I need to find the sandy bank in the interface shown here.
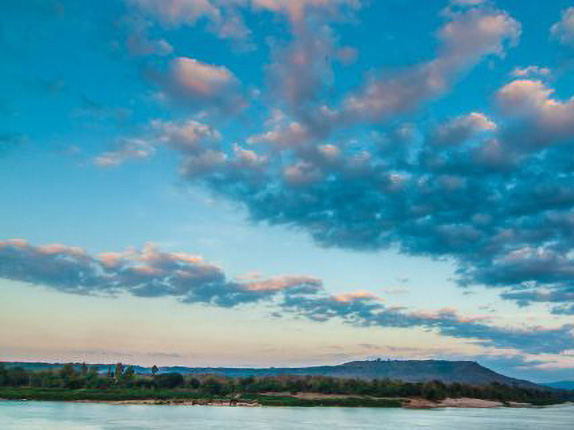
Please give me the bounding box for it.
[405,397,532,409]
[2,396,538,409]
[71,399,259,407]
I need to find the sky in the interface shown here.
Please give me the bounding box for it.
[1,0,574,383]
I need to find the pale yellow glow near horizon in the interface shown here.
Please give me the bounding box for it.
[0,280,488,367]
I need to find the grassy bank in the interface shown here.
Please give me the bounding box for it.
[243,394,402,407]
[0,388,402,407]
[0,388,207,402]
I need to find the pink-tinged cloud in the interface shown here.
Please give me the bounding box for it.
[93,119,222,167]
[333,290,380,303]
[342,7,520,123]
[252,0,360,25]
[163,57,245,113]
[93,138,155,167]
[153,119,221,152]
[496,79,574,147]
[283,161,323,186]
[129,0,250,40]
[243,275,322,292]
[125,17,173,57]
[512,65,551,79]
[172,57,236,97]
[430,112,496,146]
[248,120,310,147]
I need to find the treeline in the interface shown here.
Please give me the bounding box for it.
[1,362,572,405]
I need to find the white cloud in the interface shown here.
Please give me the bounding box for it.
[162,57,245,113]
[153,119,221,152]
[512,66,551,79]
[497,79,574,147]
[342,7,520,122]
[551,7,574,46]
[431,112,496,146]
[93,138,155,167]
[172,57,236,97]
[129,0,250,40]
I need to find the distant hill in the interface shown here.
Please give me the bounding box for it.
[544,381,574,390]
[3,359,543,389]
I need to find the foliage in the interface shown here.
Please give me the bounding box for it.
[0,362,572,406]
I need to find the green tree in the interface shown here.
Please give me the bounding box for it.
[115,363,123,380]
[154,372,184,389]
[124,366,135,381]
[0,363,7,386]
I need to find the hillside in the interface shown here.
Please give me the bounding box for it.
[4,359,542,389]
[544,381,574,390]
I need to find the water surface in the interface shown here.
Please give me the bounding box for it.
[1,401,573,429]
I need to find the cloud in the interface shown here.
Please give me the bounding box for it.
[172,58,235,96]
[155,57,246,114]
[93,138,155,167]
[450,0,486,6]
[129,0,250,40]
[248,120,311,147]
[281,289,574,355]
[252,0,360,26]
[130,0,220,25]
[502,288,574,315]
[93,118,221,167]
[511,65,551,79]
[125,17,173,56]
[340,6,520,123]
[127,0,364,47]
[0,239,319,307]
[551,7,574,46]
[152,119,222,152]
[496,79,574,148]
[429,112,496,146]
[267,26,336,114]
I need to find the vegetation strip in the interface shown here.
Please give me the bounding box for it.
[1,363,571,407]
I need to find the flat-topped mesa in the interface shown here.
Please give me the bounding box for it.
[329,359,536,387]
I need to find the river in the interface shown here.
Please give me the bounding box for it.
[1,401,573,429]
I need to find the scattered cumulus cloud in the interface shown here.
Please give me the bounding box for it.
[340,7,520,124]
[93,138,155,167]
[430,112,496,146]
[160,57,246,113]
[129,0,250,40]
[511,65,551,79]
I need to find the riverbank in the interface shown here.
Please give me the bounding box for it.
[66,397,532,408]
[0,388,553,408]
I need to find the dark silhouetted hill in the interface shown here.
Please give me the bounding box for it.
[4,359,545,388]
[544,381,574,390]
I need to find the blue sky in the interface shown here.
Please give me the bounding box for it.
[1,0,574,382]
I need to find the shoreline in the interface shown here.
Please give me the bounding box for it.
[0,396,542,409]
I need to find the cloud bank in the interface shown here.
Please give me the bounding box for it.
[1,239,573,355]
